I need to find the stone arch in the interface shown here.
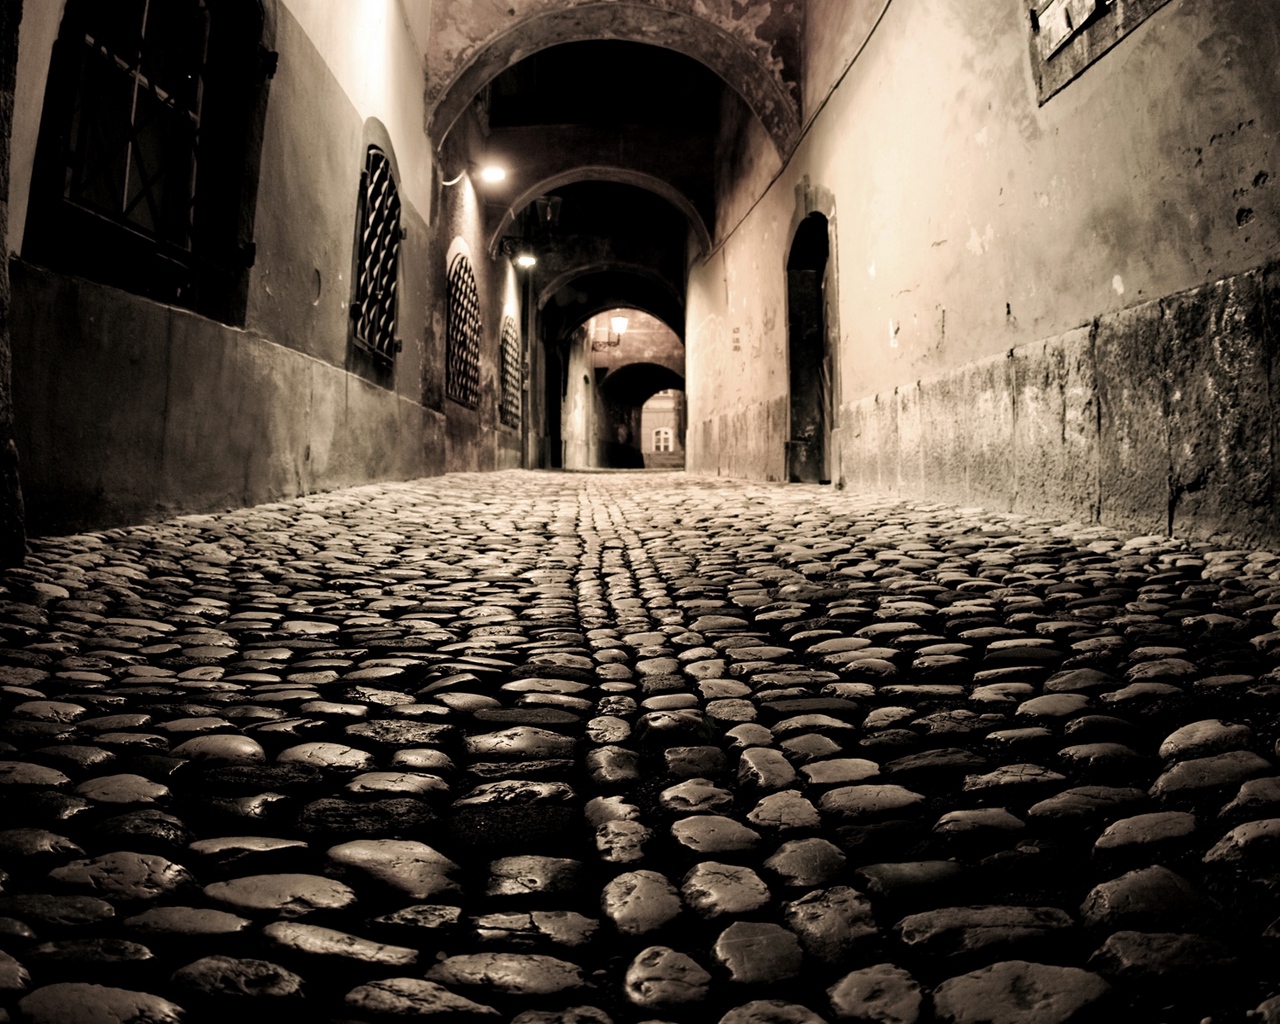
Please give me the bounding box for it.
[542,270,685,345]
[599,361,686,403]
[596,359,687,469]
[489,167,712,258]
[360,117,400,184]
[427,4,800,156]
[538,261,681,317]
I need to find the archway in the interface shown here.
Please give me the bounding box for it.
[425,7,800,155]
[786,213,831,483]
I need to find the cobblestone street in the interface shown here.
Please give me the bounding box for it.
[3,470,1280,1023]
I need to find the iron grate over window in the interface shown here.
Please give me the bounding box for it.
[351,146,402,364]
[446,252,482,408]
[25,0,271,324]
[499,315,521,428]
[66,0,209,253]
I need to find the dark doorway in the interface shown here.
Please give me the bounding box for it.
[786,212,831,483]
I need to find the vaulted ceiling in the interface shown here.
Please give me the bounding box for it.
[410,0,805,343]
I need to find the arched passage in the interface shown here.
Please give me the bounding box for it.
[542,270,686,347]
[786,212,831,483]
[488,167,712,259]
[426,5,800,155]
[598,361,686,469]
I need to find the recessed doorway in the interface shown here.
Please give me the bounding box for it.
[786,212,831,483]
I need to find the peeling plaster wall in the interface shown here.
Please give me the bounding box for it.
[6,0,516,532]
[798,0,882,122]
[689,0,1280,545]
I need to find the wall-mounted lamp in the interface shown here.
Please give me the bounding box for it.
[595,315,629,350]
[442,162,509,187]
[498,237,537,268]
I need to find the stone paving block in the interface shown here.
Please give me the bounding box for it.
[931,960,1111,1024]
[827,962,922,1024]
[5,473,1280,1020]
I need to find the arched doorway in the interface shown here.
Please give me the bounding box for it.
[786,212,831,483]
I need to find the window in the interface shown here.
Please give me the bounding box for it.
[1027,0,1172,104]
[445,252,482,408]
[24,0,272,324]
[653,427,673,452]
[350,146,402,365]
[499,315,521,428]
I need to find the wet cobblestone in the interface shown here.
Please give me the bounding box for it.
[1,471,1280,1021]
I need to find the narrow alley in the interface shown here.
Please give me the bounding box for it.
[0,470,1278,1023]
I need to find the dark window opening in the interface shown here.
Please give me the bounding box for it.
[499,314,521,429]
[446,252,482,408]
[350,146,402,367]
[24,0,271,325]
[1027,0,1172,104]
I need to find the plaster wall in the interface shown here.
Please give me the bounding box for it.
[7,1,517,532]
[689,0,1280,544]
[7,0,59,258]
[285,0,433,217]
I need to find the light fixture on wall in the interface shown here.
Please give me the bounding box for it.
[441,162,509,187]
[596,314,628,349]
[498,236,537,268]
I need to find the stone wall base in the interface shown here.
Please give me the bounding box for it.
[835,263,1278,545]
[11,260,447,534]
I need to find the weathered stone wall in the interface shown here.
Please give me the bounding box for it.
[839,265,1278,544]
[562,327,597,471]
[0,0,24,562]
[11,262,446,535]
[689,0,1280,546]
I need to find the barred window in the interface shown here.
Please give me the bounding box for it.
[24,0,271,325]
[499,315,521,428]
[446,252,482,408]
[350,146,402,365]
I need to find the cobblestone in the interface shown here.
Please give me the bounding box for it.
[3,470,1280,1020]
